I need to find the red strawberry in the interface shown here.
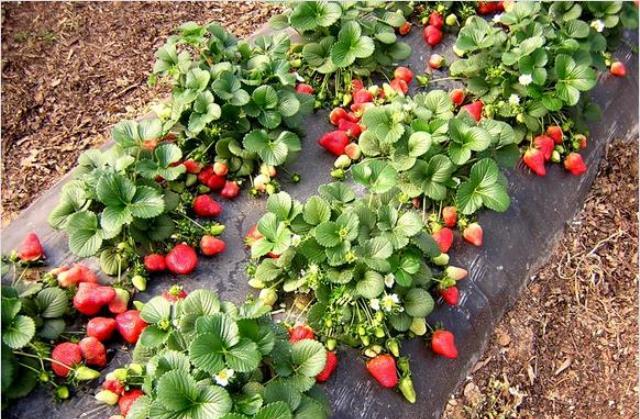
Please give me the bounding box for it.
[244,225,264,247]
[431,329,458,359]
[183,159,202,174]
[432,227,454,253]
[103,378,125,395]
[144,253,166,272]
[461,101,483,122]
[119,389,144,417]
[87,317,117,342]
[57,263,99,288]
[198,166,226,190]
[439,287,460,306]
[316,351,338,382]
[162,285,188,302]
[450,89,465,106]
[79,336,107,368]
[213,161,229,176]
[318,131,350,156]
[546,125,563,144]
[51,342,82,377]
[463,222,483,247]
[338,119,362,138]
[390,78,409,94]
[523,148,546,176]
[115,310,147,344]
[73,283,116,316]
[295,83,315,95]
[564,152,587,176]
[166,243,198,275]
[428,54,445,69]
[429,12,444,29]
[351,79,365,93]
[366,354,398,388]
[200,235,225,256]
[610,61,626,77]
[398,21,411,36]
[394,66,414,84]
[423,25,443,47]
[477,1,497,15]
[220,180,241,200]
[533,135,554,161]
[18,232,45,262]
[108,288,130,314]
[193,195,222,218]
[289,324,315,343]
[330,108,349,125]
[353,89,374,104]
[442,206,457,227]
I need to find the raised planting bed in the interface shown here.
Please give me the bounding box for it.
[2,3,638,418]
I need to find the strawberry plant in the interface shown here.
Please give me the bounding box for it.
[149,22,312,193]
[99,289,331,418]
[270,1,413,108]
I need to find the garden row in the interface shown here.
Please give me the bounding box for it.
[1,1,636,418]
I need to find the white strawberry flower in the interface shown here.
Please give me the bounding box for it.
[291,234,302,246]
[370,298,380,311]
[214,368,235,387]
[384,274,395,288]
[381,294,400,312]
[492,13,503,23]
[518,74,533,86]
[591,19,605,33]
[508,94,521,105]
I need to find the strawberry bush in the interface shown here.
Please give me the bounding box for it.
[98,289,331,418]
[271,1,413,108]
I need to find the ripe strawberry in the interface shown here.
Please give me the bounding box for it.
[353,89,374,104]
[18,232,45,262]
[220,180,241,200]
[295,83,315,95]
[200,235,225,256]
[366,354,398,388]
[445,266,468,281]
[330,108,348,126]
[390,78,409,94]
[316,351,338,383]
[429,11,444,28]
[183,159,202,174]
[51,342,82,377]
[432,227,454,253]
[115,310,147,344]
[103,378,125,395]
[144,253,166,272]
[442,206,457,227]
[119,389,144,417]
[289,324,315,343]
[73,283,116,316]
[166,243,198,275]
[79,336,107,368]
[477,1,496,15]
[398,21,411,36]
[546,125,563,144]
[338,119,362,138]
[318,131,350,156]
[57,263,99,288]
[610,61,626,77]
[423,25,443,47]
[393,66,414,84]
[533,135,555,161]
[87,317,117,342]
[351,79,365,93]
[564,152,587,176]
[463,222,483,247]
[193,194,223,218]
[428,54,445,69]
[198,166,226,191]
[450,89,465,106]
[213,161,229,176]
[461,100,483,122]
[431,329,458,359]
[523,148,546,176]
[344,143,362,160]
[108,288,130,314]
[244,225,264,247]
[439,287,460,305]
[162,285,188,302]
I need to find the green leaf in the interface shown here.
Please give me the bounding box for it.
[3,315,35,349]
[255,401,292,419]
[139,325,169,348]
[264,380,302,411]
[403,288,434,318]
[314,222,342,248]
[352,160,397,194]
[130,186,165,219]
[395,211,423,238]
[36,288,67,318]
[180,289,221,316]
[330,22,374,67]
[141,296,172,324]
[456,158,510,214]
[290,339,326,377]
[408,132,432,157]
[189,333,225,374]
[66,211,103,257]
[356,271,384,299]
[318,182,355,203]
[96,173,135,207]
[226,338,261,372]
[303,196,331,226]
[38,319,66,340]
[289,1,342,31]
[267,192,293,221]
[408,155,454,201]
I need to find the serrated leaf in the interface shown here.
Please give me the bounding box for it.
[3,315,35,349]
[356,271,384,299]
[403,288,434,318]
[290,339,326,377]
[36,288,67,319]
[141,296,172,324]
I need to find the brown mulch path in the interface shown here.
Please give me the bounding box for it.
[444,138,639,418]
[1,1,281,225]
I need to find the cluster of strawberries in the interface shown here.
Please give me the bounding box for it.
[476,1,505,15]
[523,125,588,177]
[423,11,444,47]
[185,159,241,200]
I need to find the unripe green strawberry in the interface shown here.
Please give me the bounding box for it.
[56,386,70,400]
[409,317,427,335]
[334,154,352,169]
[399,376,417,403]
[258,288,277,306]
[387,339,400,357]
[445,13,458,26]
[326,338,337,351]
[75,365,101,381]
[131,275,147,292]
[551,150,561,163]
[248,278,266,289]
[95,390,119,406]
[432,253,449,265]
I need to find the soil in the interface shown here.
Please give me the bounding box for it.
[1,3,638,418]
